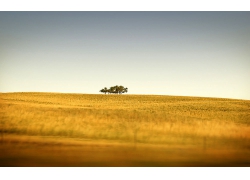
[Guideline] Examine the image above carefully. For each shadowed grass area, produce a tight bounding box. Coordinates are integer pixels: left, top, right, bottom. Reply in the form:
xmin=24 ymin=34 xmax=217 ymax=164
xmin=0 ymin=92 xmax=250 ymax=166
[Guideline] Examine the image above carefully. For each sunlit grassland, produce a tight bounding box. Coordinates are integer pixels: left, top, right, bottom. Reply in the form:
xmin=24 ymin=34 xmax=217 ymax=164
xmin=0 ymin=92 xmax=250 ymax=166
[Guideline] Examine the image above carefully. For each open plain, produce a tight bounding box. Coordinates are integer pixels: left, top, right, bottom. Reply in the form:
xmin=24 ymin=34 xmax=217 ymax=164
xmin=0 ymin=92 xmax=250 ymax=166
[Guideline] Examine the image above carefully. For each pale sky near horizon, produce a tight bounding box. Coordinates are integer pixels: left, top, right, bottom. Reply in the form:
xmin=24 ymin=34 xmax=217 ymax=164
xmin=0 ymin=12 xmax=250 ymax=100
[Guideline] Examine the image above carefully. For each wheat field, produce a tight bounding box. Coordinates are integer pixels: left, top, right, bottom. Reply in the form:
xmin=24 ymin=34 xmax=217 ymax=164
xmin=0 ymin=92 xmax=250 ymax=166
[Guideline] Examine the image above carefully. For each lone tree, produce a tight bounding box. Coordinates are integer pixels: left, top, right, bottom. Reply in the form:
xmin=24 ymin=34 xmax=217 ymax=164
xmin=99 ymin=87 xmax=108 ymax=94
xmin=100 ymin=85 xmax=128 ymax=94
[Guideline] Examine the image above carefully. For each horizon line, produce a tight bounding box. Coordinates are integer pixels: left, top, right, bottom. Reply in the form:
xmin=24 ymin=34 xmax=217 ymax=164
xmin=1 ymin=91 xmax=249 ymax=101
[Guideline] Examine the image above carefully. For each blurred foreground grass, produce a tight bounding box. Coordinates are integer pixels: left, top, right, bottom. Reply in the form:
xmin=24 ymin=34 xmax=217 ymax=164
xmin=0 ymin=92 xmax=250 ymax=166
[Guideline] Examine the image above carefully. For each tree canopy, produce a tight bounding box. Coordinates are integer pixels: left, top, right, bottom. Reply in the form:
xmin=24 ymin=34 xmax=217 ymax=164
xmin=100 ymin=85 xmax=128 ymax=94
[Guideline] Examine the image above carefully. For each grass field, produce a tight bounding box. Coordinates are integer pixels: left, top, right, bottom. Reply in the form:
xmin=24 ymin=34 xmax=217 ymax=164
xmin=0 ymin=92 xmax=250 ymax=166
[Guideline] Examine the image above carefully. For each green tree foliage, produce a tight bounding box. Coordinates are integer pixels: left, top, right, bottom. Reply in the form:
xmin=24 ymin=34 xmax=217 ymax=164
xmin=100 ymin=85 xmax=128 ymax=94
xmin=99 ymin=87 xmax=108 ymax=94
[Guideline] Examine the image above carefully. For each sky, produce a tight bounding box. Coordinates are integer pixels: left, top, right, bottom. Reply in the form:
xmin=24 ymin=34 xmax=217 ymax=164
xmin=0 ymin=12 xmax=250 ymax=100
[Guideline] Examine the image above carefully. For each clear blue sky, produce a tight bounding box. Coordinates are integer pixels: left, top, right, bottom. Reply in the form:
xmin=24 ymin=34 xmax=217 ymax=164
xmin=0 ymin=12 xmax=250 ymax=99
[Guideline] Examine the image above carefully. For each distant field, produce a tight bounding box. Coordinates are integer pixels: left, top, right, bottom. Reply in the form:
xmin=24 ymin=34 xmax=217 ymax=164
xmin=0 ymin=92 xmax=250 ymax=166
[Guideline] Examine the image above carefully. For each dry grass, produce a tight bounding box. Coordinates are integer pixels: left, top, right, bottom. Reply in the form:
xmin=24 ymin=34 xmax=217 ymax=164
xmin=0 ymin=92 xmax=250 ymax=166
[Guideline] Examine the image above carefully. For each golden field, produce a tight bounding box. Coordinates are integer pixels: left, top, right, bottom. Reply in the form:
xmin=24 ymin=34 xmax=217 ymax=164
xmin=0 ymin=92 xmax=250 ymax=166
